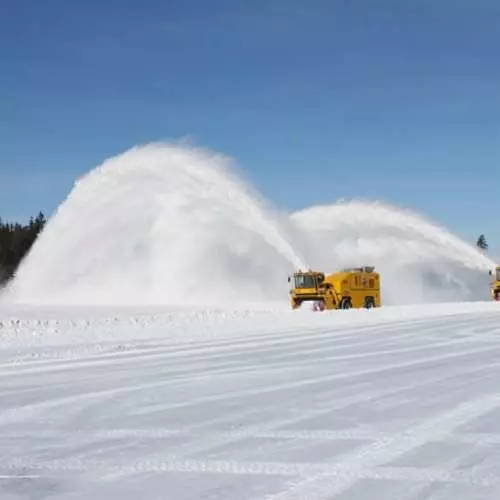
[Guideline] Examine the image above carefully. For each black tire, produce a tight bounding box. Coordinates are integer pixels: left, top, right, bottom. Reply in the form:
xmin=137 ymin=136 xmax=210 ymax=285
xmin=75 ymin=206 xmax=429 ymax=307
xmin=364 ymin=297 xmax=375 ymax=309
xmin=340 ymin=298 xmax=352 ymax=309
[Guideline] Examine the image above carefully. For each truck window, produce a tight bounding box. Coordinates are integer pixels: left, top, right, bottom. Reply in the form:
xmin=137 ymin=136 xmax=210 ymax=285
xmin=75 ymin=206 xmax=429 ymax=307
xmin=294 ymin=275 xmax=316 ymax=288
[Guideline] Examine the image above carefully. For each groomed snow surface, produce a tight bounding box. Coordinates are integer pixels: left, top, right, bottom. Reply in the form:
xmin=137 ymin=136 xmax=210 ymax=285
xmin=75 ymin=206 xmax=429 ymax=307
xmin=1 ymin=302 xmax=500 ymax=499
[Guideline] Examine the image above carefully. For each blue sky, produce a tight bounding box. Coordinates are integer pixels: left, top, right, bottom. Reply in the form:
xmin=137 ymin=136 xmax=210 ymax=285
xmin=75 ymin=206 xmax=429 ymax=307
xmin=1 ymin=0 xmax=499 ymax=250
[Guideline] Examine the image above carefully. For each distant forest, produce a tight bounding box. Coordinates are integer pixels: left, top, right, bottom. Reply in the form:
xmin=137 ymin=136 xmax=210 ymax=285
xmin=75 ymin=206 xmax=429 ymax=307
xmin=0 ymin=212 xmax=46 ymax=285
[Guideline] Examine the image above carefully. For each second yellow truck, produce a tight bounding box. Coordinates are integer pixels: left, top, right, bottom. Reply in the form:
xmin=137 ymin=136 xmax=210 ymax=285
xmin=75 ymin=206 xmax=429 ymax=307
xmin=288 ymin=266 xmax=381 ymax=311
xmin=489 ymin=266 xmax=500 ymax=301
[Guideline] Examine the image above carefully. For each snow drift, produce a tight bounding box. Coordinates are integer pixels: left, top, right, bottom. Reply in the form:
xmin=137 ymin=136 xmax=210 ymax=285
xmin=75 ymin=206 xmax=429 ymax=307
xmin=2 ymin=141 xmax=495 ymax=306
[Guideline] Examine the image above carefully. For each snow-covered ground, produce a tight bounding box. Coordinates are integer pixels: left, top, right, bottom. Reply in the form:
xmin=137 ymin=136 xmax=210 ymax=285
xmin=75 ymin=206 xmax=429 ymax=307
xmin=1 ymin=302 xmax=500 ymax=499
xmin=1 ymin=142 xmax=499 ymax=498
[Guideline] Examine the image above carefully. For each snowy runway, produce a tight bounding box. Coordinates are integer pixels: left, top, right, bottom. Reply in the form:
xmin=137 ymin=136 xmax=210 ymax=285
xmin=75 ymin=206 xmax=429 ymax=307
xmin=1 ymin=304 xmax=500 ymax=499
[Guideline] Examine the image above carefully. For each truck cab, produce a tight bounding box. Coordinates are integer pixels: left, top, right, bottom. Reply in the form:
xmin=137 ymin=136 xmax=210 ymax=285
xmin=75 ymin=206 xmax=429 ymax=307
xmin=288 ymin=270 xmax=326 ymax=309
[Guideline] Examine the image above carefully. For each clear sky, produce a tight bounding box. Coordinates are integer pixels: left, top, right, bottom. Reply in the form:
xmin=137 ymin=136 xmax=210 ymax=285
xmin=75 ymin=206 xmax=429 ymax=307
xmin=1 ymin=0 xmax=499 ymax=251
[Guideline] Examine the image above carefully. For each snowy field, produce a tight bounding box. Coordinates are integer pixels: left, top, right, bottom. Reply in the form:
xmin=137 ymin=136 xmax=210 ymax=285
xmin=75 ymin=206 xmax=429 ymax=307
xmin=2 ymin=142 xmax=499 ymax=498
xmin=1 ymin=302 xmax=500 ymax=499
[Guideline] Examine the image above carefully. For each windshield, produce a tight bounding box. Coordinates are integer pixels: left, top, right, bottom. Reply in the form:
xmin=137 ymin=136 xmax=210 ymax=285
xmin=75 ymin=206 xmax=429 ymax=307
xmin=496 ymin=268 xmax=500 ymax=281
xmin=294 ymin=274 xmax=317 ymax=289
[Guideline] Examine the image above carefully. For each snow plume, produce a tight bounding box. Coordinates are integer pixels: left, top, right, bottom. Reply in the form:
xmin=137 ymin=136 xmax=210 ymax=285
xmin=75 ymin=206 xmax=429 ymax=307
xmin=291 ymin=201 xmax=494 ymax=304
xmin=3 ymin=142 xmax=495 ymax=306
xmin=4 ymin=142 xmax=305 ymax=306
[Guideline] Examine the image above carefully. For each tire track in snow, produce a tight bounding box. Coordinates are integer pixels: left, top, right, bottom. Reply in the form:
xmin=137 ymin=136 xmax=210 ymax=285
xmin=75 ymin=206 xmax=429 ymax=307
xmin=98 ymin=341 xmax=500 ymax=414
xmin=0 ymin=328 xmax=493 ymax=408
xmin=0 ymin=312 xmax=493 ymax=375
xmin=101 ymin=355 xmax=500 ymax=480
xmin=11 ymin=427 xmax=500 ymax=446
xmin=262 ymin=392 xmax=500 ymax=499
xmin=0 ymin=456 xmax=499 ymax=488
xmin=0 ymin=315 xmax=438 ymax=373
xmin=1 ymin=328 xmax=499 ymax=428
xmin=4 ymin=337 xmax=498 ymax=481
xmin=58 ymin=319 xmax=496 ymax=394
xmin=2 ymin=310 xmax=500 ymax=498
xmin=2 ymin=328 xmax=490 ymax=413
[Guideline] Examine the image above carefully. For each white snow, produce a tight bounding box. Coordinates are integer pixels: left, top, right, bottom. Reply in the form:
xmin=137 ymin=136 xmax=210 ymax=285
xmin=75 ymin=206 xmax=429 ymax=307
xmin=1 ymin=141 xmax=499 ymax=498
xmin=1 ymin=141 xmax=495 ymax=306
xmin=1 ymin=303 xmax=500 ymax=499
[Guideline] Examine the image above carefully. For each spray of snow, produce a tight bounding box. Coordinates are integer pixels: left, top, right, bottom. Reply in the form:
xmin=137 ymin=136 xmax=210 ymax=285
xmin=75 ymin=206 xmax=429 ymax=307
xmin=292 ymin=202 xmax=494 ymax=304
xmin=2 ymin=141 xmax=495 ymax=306
xmin=4 ymin=142 xmax=305 ymax=306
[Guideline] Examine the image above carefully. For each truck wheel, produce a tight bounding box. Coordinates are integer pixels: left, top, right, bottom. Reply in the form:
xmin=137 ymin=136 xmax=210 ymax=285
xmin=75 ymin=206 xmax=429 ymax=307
xmin=340 ymin=298 xmax=351 ymax=309
xmin=364 ymin=297 xmax=375 ymax=309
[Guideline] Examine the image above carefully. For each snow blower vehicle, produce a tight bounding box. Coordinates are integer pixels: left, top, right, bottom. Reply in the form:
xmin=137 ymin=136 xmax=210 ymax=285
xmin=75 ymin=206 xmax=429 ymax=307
xmin=489 ymin=266 xmax=500 ymax=301
xmin=288 ymin=267 xmax=381 ymax=311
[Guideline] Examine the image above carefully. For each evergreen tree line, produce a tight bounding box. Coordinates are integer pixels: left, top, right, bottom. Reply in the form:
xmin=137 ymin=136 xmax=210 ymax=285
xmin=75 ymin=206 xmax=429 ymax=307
xmin=0 ymin=212 xmax=46 ymax=285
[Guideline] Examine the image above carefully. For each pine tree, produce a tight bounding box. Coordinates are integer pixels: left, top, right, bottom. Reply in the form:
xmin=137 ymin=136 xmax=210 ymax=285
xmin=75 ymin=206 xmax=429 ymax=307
xmin=0 ymin=211 xmax=46 ymax=284
xmin=477 ymin=234 xmax=488 ymax=250
xmin=34 ymin=212 xmax=46 ymax=231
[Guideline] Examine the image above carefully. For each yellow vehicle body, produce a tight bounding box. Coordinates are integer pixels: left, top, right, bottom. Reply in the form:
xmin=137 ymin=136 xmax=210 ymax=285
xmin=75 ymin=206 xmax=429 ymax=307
xmin=288 ymin=266 xmax=381 ymax=310
xmin=489 ymin=266 xmax=500 ymax=301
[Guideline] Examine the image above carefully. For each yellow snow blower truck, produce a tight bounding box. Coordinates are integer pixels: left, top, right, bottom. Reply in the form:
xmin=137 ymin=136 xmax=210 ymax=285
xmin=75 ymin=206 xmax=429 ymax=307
xmin=288 ymin=266 xmax=381 ymax=311
xmin=489 ymin=266 xmax=500 ymax=301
